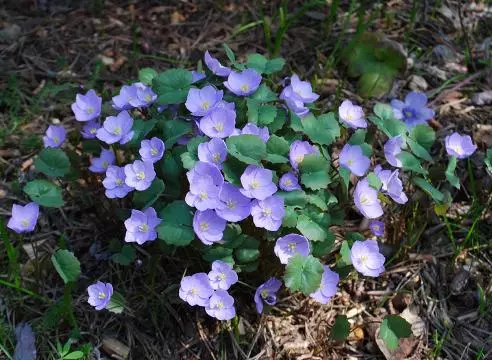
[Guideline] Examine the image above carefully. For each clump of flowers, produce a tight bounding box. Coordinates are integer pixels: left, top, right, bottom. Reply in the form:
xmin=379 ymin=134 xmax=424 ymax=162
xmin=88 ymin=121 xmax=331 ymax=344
xmin=8 ymin=46 xmax=483 ymax=348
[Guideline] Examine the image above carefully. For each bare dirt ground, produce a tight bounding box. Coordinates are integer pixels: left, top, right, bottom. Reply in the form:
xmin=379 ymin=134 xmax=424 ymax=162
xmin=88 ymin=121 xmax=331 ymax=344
xmin=1 ymin=1 xmax=491 ymax=359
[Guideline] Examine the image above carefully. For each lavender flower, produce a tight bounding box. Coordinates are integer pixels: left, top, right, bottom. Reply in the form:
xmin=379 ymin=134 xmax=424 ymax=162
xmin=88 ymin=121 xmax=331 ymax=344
xmin=280 ymin=74 xmax=319 ymax=117
xmin=192 ymin=71 xmax=206 ymax=83
xmin=89 ymin=148 xmax=115 ymax=173
xmin=289 ymin=140 xmax=318 ymax=170
xmin=96 ymin=111 xmax=134 ymax=145
xmin=445 ymin=132 xmax=477 ymax=159
xmin=193 ymin=209 xmax=227 ymax=245
xmin=215 ymin=183 xmax=252 ymax=222
xmin=14 ymin=323 xmax=36 ymax=360
xmin=187 ymin=161 xmax=224 ymax=188
xmin=179 ymin=273 xmax=214 ymax=306
xmin=185 ymin=176 xmax=221 ymax=210
xmin=274 ymin=234 xmax=311 ymax=264
xmin=139 ymin=137 xmax=165 ymax=163
xmin=204 ymin=50 xmax=231 ymax=77
xmin=124 ymin=207 xmax=161 ymax=245
xmin=309 ymin=266 xmax=339 ymax=304
xmin=384 ymin=136 xmax=404 ymax=168
xmin=205 ymin=289 xmax=236 ymax=320
xmin=43 ymin=125 xmax=66 ymax=148
xmin=124 ymin=160 xmax=156 ymax=191
xmin=354 ymin=178 xmax=383 ymax=219
xmin=87 ymin=281 xmax=113 ymax=310
xmin=224 ymin=69 xmax=262 ymax=96
xmin=369 ymin=220 xmax=384 ymax=237
xmin=71 ymin=89 xmax=102 ymax=122
xmin=251 ymin=195 xmax=285 ymax=231
xmin=282 ymin=94 xmax=309 ymax=117
xmin=129 ymin=83 xmax=157 ymax=108
xmin=339 ymin=144 xmax=370 ymax=176
xmin=112 ymin=84 xmax=137 ymax=111
xmin=279 ymin=172 xmax=301 ymax=191
xmin=338 ymin=100 xmax=367 ymax=129
xmin=350 ymin=239 xmax=385 ymax=277
xmin=391 ymin=91 xmax=434 ymax=128
xmin=103 ymin=166 xmax=133 ymax=198
xmin=239 ymin=165 xmax=277 ymax=200
xmin=374 ymin=165 xmax=408 ymax=204
xmin=197 ymin=138 xmax=227 ymax=168
xmin=199 ymin=107 xmax=236 ymax=138
xmin=254 ymin=277 xmax=282 ymax=314
xmin=208 ymin=260 xmax=238 ymax=290
xmin=185 ymin=85 xmax=223 ymax=117
xmin=237 ymin=123 xmax=270 ymax=142
xmin=81 ymin=120 xmax=101 ymax=139
xmin=7 ymin=202 xmax=39 ymax=233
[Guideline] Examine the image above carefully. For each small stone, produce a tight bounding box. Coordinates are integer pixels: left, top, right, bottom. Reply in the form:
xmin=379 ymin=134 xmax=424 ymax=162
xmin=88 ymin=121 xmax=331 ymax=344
xmin=408 ymin=75 xmax=428 ymax=92
xmin=0 ymin=24 xmax=21 ymax=44
xmin=471 ymin=91 xmax=492 ymax=106
xmin=450 ymin=269 xmax=470 ymax=295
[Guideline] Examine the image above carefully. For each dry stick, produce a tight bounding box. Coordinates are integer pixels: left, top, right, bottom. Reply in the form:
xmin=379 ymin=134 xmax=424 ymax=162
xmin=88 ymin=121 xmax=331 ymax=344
xmin=428 ymin=71 xmax=485 ymax=107
xmin=246 ymin=317 xmax=264 ymax=359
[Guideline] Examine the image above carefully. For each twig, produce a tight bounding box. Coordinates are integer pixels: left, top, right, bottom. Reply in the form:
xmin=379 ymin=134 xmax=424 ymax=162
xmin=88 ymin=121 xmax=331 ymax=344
xmin=428 ymin=70 xmax=484 ymax=106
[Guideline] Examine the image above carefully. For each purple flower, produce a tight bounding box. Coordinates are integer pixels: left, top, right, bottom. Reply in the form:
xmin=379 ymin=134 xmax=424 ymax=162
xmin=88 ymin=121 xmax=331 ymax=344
xmin=281 ymin=93 xmax=309 ymax=117
xmin=279 ymin=172 xmax=301 ymax=191
xmin=215 ymin=183 xmax=251 ymax=222
xmin=251 ymin=195 xmax=285 ymax=231
xmin=7 ymin=202 xmax=39 ymax=233
xmin=43 ymin=125 xmax=66 ymax=148
xmin=205 ymin=289 xmax=236 ymax=320
xmin=185 ymin=85 xmax=223 ymax=117
xmin=199 ymin=107 xmax=236 ymax=138
xmin=354 ymin=178 xmax=383 ymax=219
xmin=139 ymin=137 xmax=165 ymax=163
xmin=193 ymin=209 xmax=227 ymax=245
xmin=96 ymin=111 xmax=134 ymax=145
xmin=279 ymin=75 xmax=318 ymax=117
xmin=192 ymin=71 xmax=206 ymax=83
xmin=129 ymin=83 xmax=157 ymax=108
xmin=445 ymin=132 xmax=477 ymax=159
xmin=369 ymin=220 xmax=384 ymax=237
xmin=238 ymin=123 xmax=270 ymax=142
xmin=204 ymin=50 xmax=231 ymax=77
xmin=391 ymin=91 xmax=434 ymax=128
xmin=274 ymin=234 xmax=310 ymax=264
xmin=338 ymin=100 xmax=367 ymax=129
xmin=14 ymin=323 xmax=36 ymax=360
xmin=71 ymin=89 xmax=102 ymax=122
xmin=187 ymin=161 xmax=224 ymax=188
xmin=112 ymin=84 xmax=137 ymax=111
xmin=179 ymin=272 xmax=214 ymax=306
xmin=89 ymin=148 xmax=115 ymax=173
xmin=124 ymin=160 xmax=156 ymax=191
xmin=87 ymin=281 xmax=113 ymax=310
xmin=254 ymin=277 xmax=281 ymax=314
xmin=198 ymin=138 xmax=227 ymax=168
xmin=374 ymin=165 xmax=408 ymax=204
xmin=224 ymin=69 xmax=262 ymax=96
xmin=240 ymin=165 xmax=277 ymax=200
xmin=185 ymin=176 xmax=221 ymax=210
xmin=289 ymin=140 xmax=318 ymax=170
xmin=208 ymin=260 xmax=238 ymax=290
xmin=350 ymin=239 xmax=385 ymax=277
xmin=339 ymin=144 xmax=370 ymax=177
xmin=309 ymin=266 xmax=339 ymax=304
xmin=124 ymin=207 xmax=161 ymax=245
xmin=103 ymin=166 xmax=133 ymax=198
xmin=384 ymin=136 xmax=404 ymax=168
xmin=81 ymin=120 xmax=101 ymax=139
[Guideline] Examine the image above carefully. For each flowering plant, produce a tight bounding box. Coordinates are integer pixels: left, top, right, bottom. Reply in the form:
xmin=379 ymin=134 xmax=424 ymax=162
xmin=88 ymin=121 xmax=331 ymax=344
xmin=8 ymin=45 xmax=481 ymax=348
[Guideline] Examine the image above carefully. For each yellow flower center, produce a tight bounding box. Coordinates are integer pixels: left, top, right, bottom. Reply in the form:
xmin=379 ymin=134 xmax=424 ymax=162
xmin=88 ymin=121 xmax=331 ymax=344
xmin=151 ymin=148 xmax=159 ymax=156
xmin=215 ymin=301 xmax=224 ymax=309
xmin=138 ymin=224 xmax=149 ymax=232
xmin=87 ymin=107 xmax=94 ymax=115
xmin=21 ymin=219 xmax=29 ymax=227
xmin=136 ymin=171 xmax=146 ymax=180
xmin=241 ymin=84 xmax=249 ymax=92
xmin=261 ymin=290 xmax=269 ymax=299
xmin=116 ymin=179 xmax=123 ymax=186
xmin=360 ymin=255 xmax=367 ymax=264
xmin=53 ymin=136 xmax=59 ymax=144
xmin=284 ymin=179 xmax=292 ymax=186
xmin=262 ymin=208 xmax=272 ymax=217
xmin=201 ymin=101 xmax=210 ymax=110
xmin=190 ymin=287 xmax=197 ymax=295
xmin=226 ymin=200 xmax=236 ymax=209
xmin=250 ymin=180 xmax=260 ymax=189
xmin=288 ymin=242 xmax=297 ymax=251
xmin=113 ymin=127 xmax=122 ymax=135
xmin=199 ymin=192 xmax=208 ymax=200
xmin=347 ymin=113 xmax=353 ymax=121
xmin=212 ymin=153 xmax=221 ymax=163
xmin=452 ymin=145 xmax=462 ymax=155
xmin=90 ymin=128 xmax=97 ymax=134
xmin=295 ymin=155 xmax=304 ymax=164
xmin=360 ymin=195 xmax=369 ymax=205
xmin=404 ymin=110 xmax=413 ymax=118
xmin=214 ymin=122 xmax=224 ymax=132
xmin=145 ymin=94 xmax=152 ymax=102
xmin=218 ymin=273 xmax=226 ymax=281
xmin=102 ymin=161 xmax=109 ymax=168
xmin=98 ymin=292 xmax=106 ymax=299
xmin=347 ymin=159 xmax=354 ymax=166
xmin=200 ymin=222 xmax=209 ymax=231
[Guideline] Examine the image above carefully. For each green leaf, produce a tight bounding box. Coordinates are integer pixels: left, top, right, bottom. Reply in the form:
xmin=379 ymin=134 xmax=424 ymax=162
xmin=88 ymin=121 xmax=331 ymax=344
xmin=264 ymin=57 xmax=285 ymax=74
xmin=34 ymin=148 xmax=71 ymax=177
xmin=413 ymin=177 xmax=444 ymax=202
xmin=445 ymin=156 xmax=460 ymax=189
xmin=296 ymin=214 xmax=329 ymax=242
xmin=284 ymin=254 xmax=324 ymax=295
xmin=278 ymin=190 xmax=307 ymax=207
xmin=111 ymin=245 xmax=136 ymax=266
xmin=226 ymin=134 xmax=266 ymax=165
xmin=132 ymin=178 xmax=165 ymax=209
xmin=266 ymin=135 xmax=289 ymax=161
xmin=268 ymin=108 xmax=287 ymax=133
xmin=330 ymin=315 xmax=350 ymax=341
xmin=107 ymin=291 xmax=126 ymax=314
xmin=373 ymin=103 xmax=395 ymax=122
xmin=51 ymin=249 xmax=81 ymax=283
xmin=299 ymin=154 xmax=331 ymax=190
xmin=223 ymin=44 xmax=236 ymax=64
xmin=339 ymin=167 xmax=351 ymax=191
xmin=257 ymin=105 xmax=277 ymax=126
xmin=246 ymin=54 xmax=285 ymax=74
xmin=311 ymin=230 xmax=335 ymax=257
xmin=367 ymin=172 xmax=382 ymax=190
xmin=157 ymin=201 xmax=194 ymax=246
xmin=250 ymin=84 xmax=278 ymax=102
xmin=234 ymin=236 xmax=260 ymax=264
xmin=222 ymin=157 xmax=247 ymax=185
xmin=203 ymin=246 xmax=234 ymax=265
xmin=138 ymin=67 xmax=158 ymax=85
xmin=358 ymin=70 xmax=393 ymax=98
xmin=24 ymin=180 xmax=64 ymax=208
xmin=125 ymin=119 xmax=158 ymax=148
xmin=64 ymin=351 xmax=85 ymax=360
xmin=485 ymin=149 xmax=492 ymax=173
xmin=379 ymin=315 xmax=412 ymax=351
xmin=161 ymin=119 xmax=192 ymax=148
xmin=409 ymin=124 xmax=435 ymax=150
xmin=339 ymin=240 xmax=352 ymax=266
xmin=407 ymin=137 xmax=433 ymax=162
xmin=180 ymin=136 xmax=208 ymax=169
xmin=153 ymin=69 xmax=193 ymax=104
xmin=370 ymin=103 xmax=405 ymax=137
xmin=348 ymin=129 xmax=367 ymax=145
xmin=302 ymin=113 xmax=340 ymax=146
xmin=396 ymin=151 xmax=427 ymax=175
xmin=282 ymin=206 xmax=298 ymax=228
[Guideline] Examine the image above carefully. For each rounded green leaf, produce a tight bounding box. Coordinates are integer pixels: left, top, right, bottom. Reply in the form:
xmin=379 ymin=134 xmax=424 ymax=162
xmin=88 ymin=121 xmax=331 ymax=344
xmin=107 ymin=291 xmax=126 ymax=314
xmin=51 ymin=249 xmax=81 ymax=284
xmin=284 ymin=254 xmax=323 ymax=295
xmin=226 ymin=134 xmax=267 ymax=165
xmin=379 ymin=315 xmax=412 ymax=350
xmin=34 ymin=148 xmax=71 ymax=177
xmin=24 ymin=180 xmax=64 ymax=208
xmin=157 ymin=201 xmax=194 ymax=246
xmin=138 ymin=67 xmax=158 ymax=85
xmin=330 ymin=315 xmax=350 ymax=341
xmin=132 ymin=178 xmax=165 ymax=209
